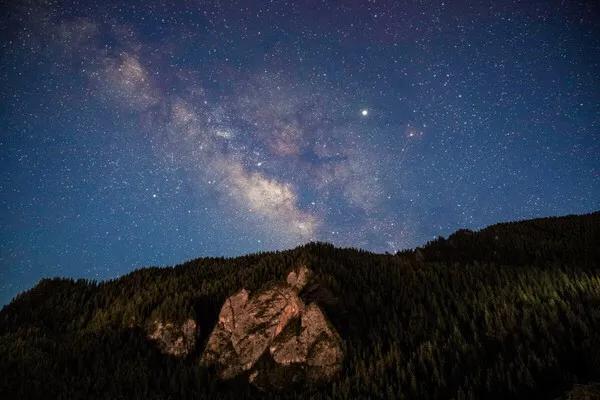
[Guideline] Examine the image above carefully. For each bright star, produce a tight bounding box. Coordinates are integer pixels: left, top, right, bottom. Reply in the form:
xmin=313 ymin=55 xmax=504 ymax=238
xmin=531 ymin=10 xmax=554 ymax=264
xmin=361 ymin=109 xmax=369 ymax=116
xmin=215 ymin=129 xmax=233 ymax=139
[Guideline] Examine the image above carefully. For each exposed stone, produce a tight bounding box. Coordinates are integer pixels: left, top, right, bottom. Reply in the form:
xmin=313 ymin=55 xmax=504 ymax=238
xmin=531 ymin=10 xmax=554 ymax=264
xmin=148 ymin=318 xmax=198 ymax=357
xmin=201 ymin=267 xmax=343 ymax=390
xmin=232 ymin=284 xmax=304 ymax=369
xmin=286 ymin=265 xmax=312 ymax=292
xmin=202 ymin=289 xmax=249 ymax=379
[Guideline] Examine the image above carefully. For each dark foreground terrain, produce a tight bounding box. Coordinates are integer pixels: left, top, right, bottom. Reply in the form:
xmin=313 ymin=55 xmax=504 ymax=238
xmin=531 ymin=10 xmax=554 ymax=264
xmin=1 ymin=212 xmax=599 ymax=399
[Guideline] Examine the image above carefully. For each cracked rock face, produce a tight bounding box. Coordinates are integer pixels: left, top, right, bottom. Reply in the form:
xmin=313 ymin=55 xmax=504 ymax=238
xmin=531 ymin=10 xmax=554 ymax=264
xmin=148 ymin=318 xmax=198 ymax=357
xmin=201 ymin=266 xmax=343 ymax=389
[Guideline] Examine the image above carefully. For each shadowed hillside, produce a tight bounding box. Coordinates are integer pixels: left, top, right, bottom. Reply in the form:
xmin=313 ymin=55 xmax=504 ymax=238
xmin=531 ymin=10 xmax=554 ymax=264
xmin=1 ymin=212 xmax=599 ymax=399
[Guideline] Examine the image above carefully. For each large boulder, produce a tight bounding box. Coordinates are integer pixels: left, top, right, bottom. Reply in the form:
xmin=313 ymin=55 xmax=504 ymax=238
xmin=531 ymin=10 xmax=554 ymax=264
xmin=201 ymin=266 xmax=343 ymax=389
xmin=286 ymin=265 xmax=313 ymax=291
xmin=147 ymin=318 xmax=198 ymax=357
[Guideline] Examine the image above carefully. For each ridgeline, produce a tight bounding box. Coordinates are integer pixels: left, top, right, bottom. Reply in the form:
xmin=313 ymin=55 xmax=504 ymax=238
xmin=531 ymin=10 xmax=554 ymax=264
xmin=1 ymin=212 xmax=599 ymax=399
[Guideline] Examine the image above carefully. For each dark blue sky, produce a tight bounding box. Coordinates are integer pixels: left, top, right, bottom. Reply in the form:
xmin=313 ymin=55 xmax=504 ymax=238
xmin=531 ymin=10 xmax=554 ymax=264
xmin=1 ymin=0 xmax=599 ymax=304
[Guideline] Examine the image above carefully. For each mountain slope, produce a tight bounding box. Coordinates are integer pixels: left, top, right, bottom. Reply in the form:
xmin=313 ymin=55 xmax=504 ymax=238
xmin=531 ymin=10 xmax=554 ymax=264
xmin=1 ymin=212 xmax=599 ymax=399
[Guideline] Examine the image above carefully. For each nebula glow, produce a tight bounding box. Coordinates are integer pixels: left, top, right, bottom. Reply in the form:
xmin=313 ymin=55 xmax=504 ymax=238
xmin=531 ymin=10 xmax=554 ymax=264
xmin=1 ymin=1 xmax=598 ymax=304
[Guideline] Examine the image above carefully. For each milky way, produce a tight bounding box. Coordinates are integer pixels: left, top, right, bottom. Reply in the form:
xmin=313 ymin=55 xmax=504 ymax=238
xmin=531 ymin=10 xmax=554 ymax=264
xmin=1 ymin=1 xmax=599 ymax=304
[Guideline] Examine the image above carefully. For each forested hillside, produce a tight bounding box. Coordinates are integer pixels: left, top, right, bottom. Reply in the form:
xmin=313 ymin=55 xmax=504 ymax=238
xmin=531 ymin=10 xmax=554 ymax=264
xmin=1 ymin=212 xmax=599 ymax=399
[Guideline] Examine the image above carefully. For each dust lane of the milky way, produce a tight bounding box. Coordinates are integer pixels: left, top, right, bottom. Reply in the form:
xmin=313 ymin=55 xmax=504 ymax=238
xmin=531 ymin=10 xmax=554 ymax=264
xmin=1 ymin=1 xmax=599 ymax=304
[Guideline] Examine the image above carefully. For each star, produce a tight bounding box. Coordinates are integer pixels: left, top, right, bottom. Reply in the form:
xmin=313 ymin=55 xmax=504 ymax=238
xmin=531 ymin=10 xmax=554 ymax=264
xmin=1 ymin=0 xmax=597 ymax=307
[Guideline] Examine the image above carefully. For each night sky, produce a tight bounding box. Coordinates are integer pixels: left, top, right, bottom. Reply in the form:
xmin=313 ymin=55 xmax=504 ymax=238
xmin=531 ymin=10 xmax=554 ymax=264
xmin=1 ymin=1 xmax=599 ymax=304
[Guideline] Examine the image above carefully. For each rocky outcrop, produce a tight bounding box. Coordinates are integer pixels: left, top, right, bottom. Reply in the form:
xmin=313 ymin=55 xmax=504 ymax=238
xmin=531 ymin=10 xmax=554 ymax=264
xmin=201 ymin=266 xmax=343 ymax=390
xmin=148 ymin=318 xmax=198 ymax=357
xmin=286 ymin=265 xmax=312 ymax=290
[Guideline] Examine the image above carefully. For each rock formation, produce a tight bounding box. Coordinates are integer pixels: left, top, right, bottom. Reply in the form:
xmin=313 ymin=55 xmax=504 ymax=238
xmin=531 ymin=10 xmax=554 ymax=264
xmin=201 ymin=265 xmax=343 ymax=390
xmin=148 ymin=318 xmax=198 ymax=357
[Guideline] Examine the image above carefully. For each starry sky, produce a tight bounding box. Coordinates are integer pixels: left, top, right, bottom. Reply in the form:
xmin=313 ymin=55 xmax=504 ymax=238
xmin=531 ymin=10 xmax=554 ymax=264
xmin=1 ymin=0 xmax=599 ymax=304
